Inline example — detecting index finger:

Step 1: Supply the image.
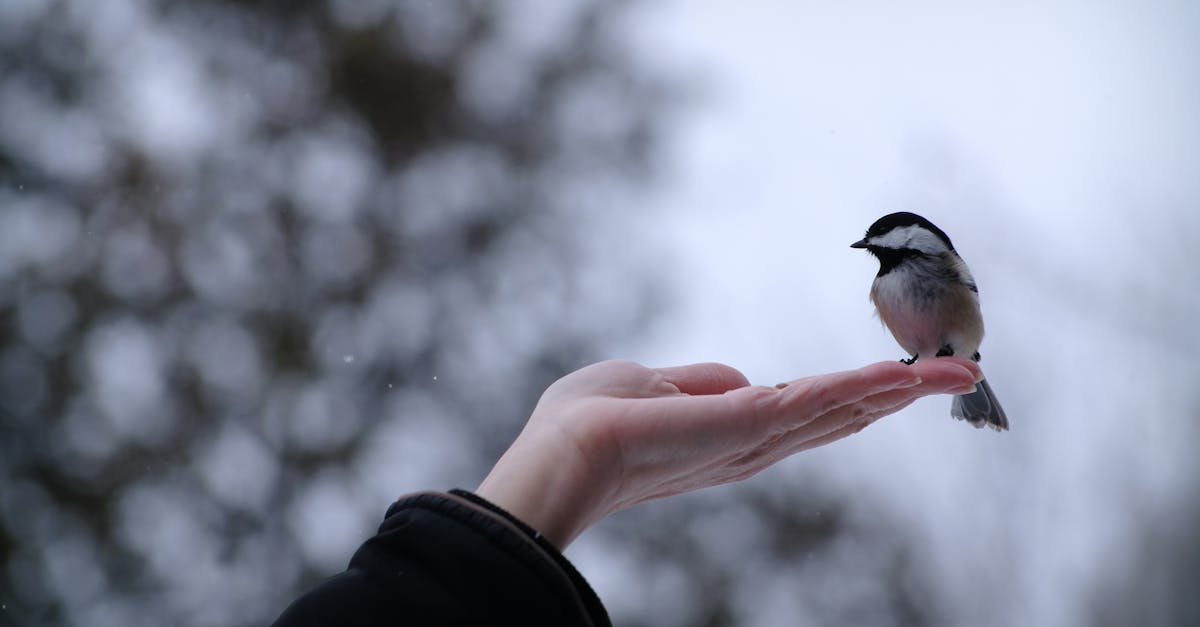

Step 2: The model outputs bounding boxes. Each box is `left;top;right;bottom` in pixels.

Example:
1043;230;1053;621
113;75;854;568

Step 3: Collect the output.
756;356;982;427
772;361;924;424
645;357;980;437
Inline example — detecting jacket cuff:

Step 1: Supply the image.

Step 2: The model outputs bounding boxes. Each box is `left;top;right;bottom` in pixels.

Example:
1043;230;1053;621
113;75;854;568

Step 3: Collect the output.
445;488;608;621
365;490;610;626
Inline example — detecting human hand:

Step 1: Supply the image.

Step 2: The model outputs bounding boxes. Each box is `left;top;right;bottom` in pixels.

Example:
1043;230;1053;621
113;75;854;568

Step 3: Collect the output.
476;357;982;548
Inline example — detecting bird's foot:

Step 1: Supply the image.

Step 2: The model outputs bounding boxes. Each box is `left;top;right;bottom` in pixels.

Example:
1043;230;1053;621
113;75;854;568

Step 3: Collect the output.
901;354;918;365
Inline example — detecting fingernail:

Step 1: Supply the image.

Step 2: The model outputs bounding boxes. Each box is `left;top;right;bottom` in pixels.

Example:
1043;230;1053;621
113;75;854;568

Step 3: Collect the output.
895;376;922;389
952;383;978;395
973;370;985;383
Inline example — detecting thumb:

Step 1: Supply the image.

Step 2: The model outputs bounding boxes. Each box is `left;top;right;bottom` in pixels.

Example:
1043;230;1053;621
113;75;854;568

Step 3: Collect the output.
655;362;750;396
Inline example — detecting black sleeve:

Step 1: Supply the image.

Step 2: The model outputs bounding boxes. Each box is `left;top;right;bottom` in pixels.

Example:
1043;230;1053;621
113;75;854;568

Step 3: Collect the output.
270;490;611;627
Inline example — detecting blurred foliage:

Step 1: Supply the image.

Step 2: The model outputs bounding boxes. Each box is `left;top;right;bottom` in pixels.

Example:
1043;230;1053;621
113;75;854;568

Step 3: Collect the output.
0;1;673;625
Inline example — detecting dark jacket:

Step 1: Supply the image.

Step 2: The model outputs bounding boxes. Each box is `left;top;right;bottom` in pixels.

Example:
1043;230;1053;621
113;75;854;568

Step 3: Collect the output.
270;490;610;626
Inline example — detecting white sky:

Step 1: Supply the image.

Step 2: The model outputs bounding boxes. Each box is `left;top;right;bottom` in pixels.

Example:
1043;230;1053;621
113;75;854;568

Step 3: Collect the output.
579;2;1200;625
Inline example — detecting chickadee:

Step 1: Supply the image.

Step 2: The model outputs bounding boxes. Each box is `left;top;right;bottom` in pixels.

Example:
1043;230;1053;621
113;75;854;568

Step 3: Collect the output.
851;212;1008;431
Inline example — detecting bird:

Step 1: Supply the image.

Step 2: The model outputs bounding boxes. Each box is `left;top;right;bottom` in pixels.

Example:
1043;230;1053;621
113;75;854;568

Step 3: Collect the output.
851;211;1008;430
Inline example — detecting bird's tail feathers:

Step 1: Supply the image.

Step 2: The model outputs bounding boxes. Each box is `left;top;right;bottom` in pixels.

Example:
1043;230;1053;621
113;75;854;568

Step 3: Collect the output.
950;378;1009;431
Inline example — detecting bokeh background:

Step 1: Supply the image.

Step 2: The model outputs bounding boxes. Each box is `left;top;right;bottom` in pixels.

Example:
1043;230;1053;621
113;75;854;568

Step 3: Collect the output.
1;1;1197;626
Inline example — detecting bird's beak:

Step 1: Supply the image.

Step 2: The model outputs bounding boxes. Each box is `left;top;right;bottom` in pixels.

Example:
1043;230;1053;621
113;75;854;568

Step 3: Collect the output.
850;239;869;249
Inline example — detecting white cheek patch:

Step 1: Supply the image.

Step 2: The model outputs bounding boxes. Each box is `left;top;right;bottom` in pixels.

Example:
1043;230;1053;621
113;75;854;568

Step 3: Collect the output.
868;225;950;254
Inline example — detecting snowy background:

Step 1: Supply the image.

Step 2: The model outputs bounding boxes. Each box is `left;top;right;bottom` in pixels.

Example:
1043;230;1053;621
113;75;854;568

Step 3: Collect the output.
1;1;1197;626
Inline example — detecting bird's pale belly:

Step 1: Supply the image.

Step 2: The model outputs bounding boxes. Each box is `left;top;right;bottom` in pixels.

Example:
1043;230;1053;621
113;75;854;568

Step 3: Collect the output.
870;272;983;360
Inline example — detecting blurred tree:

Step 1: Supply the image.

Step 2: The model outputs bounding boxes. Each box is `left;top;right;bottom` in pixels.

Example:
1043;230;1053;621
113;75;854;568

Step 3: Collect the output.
0;1;674;625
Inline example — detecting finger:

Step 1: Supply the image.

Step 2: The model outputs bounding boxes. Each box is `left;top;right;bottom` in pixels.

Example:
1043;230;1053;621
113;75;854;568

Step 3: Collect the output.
656;359;946;439
792;399;917;454
766;361;977;447
655;362;750;396
777;391;921;460
916;356;983;382
774;360;925;421
643;358;976;449
849;361;979;415
715;394;920;475
793;362;976;437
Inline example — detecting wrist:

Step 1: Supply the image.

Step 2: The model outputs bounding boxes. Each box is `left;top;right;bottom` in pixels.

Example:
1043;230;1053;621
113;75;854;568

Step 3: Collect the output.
476;428;613;549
